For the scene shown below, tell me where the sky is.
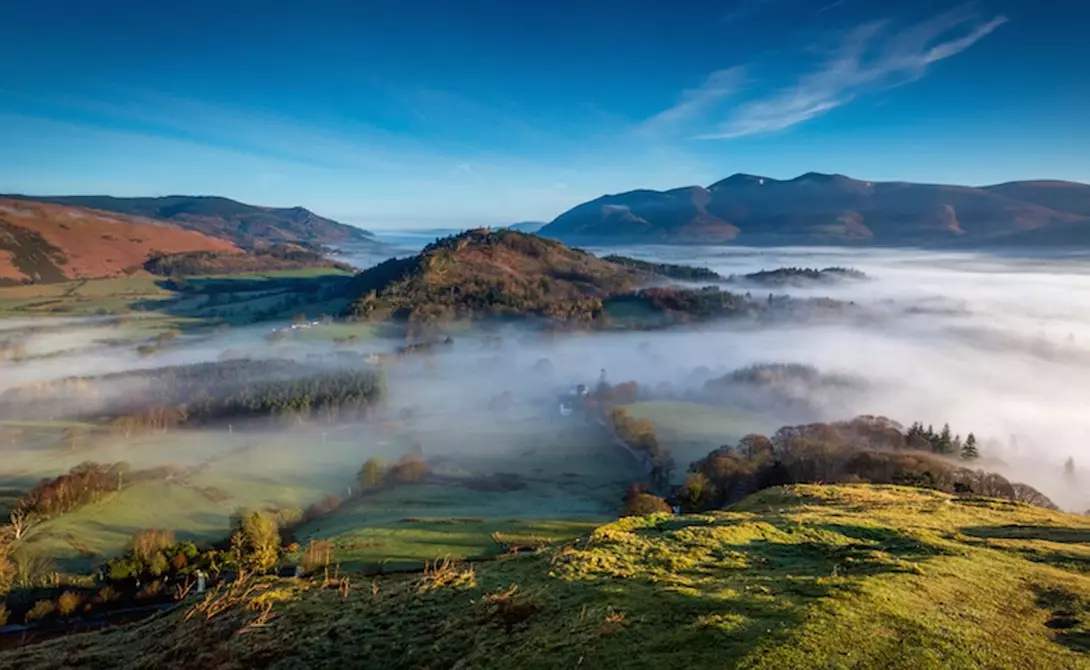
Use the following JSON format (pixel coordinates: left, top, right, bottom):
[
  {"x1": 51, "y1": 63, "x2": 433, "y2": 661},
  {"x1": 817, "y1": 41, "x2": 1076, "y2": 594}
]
[{"x1": 2, "y1": 0, "x2": 1088, "y2": 229}]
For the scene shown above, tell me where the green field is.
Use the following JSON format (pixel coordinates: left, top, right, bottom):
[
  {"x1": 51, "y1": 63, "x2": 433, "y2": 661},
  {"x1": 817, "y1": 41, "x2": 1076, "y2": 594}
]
[
  {"x1": 3, "y1": 414, "x2": 641, "y2": 573},
  {"x1": 623, "y1": 400, "x2": 776, "y2": 478},
  {"x1": 6, "y1": 484, "x2": 1089, "y2": 669}
]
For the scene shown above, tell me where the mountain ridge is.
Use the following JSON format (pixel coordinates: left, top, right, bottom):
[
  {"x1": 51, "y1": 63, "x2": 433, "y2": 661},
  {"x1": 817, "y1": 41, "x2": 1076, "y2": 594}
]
[
  {"x1": 1, "y1": 194, "x2": 376, "y2": 250},
  {"x1": 0, "y1": 198, "x2": 241, "y2": 284},
  {"x1": 541, "y1": 173, "x2": 1090, "y2": 246}
]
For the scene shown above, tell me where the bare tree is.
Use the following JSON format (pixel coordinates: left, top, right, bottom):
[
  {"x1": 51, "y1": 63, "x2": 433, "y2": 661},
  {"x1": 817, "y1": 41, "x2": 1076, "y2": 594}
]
[{"x1": 9, "y1": 505, "x2": 37, "y2": 540}]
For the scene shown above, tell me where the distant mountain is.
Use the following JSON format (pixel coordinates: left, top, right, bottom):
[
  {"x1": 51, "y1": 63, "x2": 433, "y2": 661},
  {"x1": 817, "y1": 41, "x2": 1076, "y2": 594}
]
[
  {"x1": 2, "y1": 195, "x2": 376, "y2": 250},
  {"x1": 503, "y1": 221, "x2": 548, "y2": 233},
  {"x1": 540, "y1": 173, "x2": 1090, "y2": 247},
  {"x1": 0, "y1": 198, "x2": 239, "y2": 284}
]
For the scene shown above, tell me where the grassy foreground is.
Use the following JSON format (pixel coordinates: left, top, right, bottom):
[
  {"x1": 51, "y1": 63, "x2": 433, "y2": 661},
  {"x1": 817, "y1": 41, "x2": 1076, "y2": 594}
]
[{"x1": 4, "y1": 484, "x2": 1090, "y2": 669}]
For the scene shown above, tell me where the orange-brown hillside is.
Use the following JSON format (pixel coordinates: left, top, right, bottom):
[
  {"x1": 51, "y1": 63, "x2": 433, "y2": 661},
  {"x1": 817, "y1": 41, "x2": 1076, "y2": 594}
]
[{"x1": 0, "y1": 198, "x2": 240, "y2": 283}]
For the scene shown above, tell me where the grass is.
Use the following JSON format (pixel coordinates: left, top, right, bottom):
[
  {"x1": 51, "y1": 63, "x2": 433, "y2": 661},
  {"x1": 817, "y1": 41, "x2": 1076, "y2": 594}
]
[
  {"x1": 4, "y1": 484, "x2": 1089, "y2": 669},
  {"x1": 17, "y1": 482, "x2": 232, "y2": 572},
  {"x1": 293, "y1": 483, "x2": 609, "y2": 569},
  {"x1": 3, "y1": 418, "x2": 638, "y2": 574},
  {"x1": 623, "y1": 400, "x2": 775, "y2": 477}
]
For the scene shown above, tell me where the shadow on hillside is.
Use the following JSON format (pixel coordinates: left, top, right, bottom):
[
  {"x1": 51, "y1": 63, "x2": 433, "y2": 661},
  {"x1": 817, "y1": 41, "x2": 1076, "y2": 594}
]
[
  {"x1": 1034, "y1": 585, "x2": 1090, "y2": 653},
  {"x1": 532, "y1": 519, "x2": 952, "y2": 665},
  {"x1": 131, "y1": 274, "x2": 354, "y2": 326},
  {"x1": 962, "y1": 524, "x2": 1090, "y2": 544}
]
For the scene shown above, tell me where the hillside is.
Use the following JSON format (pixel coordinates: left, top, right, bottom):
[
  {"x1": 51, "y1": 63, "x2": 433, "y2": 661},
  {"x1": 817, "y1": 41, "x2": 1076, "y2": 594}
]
[
  {"x1": 343, "y1": 228, "x2": 643, "y2": 324},
  {"x1": 2, "y1": 195, "x2": 376, "y2": 250},
  {"x1": 541, "y1": 173, "x2": 1090, "y2": 246},
  {"x1": 0, "y1": 198, "x2": 240, "y2": 284},
  {"x1": 4, "y1": 484, "x2": 1088, "y2": 669},
  {"x1": 986, "y1": 181, "x2": 1090, "y2": 218}
]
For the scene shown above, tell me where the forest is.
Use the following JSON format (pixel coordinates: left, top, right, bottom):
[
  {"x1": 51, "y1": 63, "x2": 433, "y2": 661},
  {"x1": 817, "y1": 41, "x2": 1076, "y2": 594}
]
[{"x1": 0, "y1": 357, "x2": 387, "y2": 427}]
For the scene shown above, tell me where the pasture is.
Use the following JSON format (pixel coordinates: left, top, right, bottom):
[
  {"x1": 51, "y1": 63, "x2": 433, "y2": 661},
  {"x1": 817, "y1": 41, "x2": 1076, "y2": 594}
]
[{"x1": 623, "y1": 400, "x2": 777, "y2": 476}]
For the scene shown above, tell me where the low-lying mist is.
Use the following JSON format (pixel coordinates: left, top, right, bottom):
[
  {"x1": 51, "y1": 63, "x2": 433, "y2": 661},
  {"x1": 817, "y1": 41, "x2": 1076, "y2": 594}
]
[{"x1": 2, "y1": 245, "x2": 1089, "y2": 512}]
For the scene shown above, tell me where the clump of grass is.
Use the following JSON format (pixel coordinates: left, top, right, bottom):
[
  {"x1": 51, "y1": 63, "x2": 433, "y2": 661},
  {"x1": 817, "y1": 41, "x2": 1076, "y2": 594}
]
[
  {"x1": 416, "y1": 557, "x2": 476, "y2": 592},
  {"x1": 476, "y1": 585, "x2": 539, "y2": 632}
]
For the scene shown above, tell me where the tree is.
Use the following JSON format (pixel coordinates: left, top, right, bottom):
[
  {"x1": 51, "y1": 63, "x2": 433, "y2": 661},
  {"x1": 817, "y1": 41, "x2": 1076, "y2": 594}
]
[
  {"x1": 389, "y1": 454, "x2": 428, "y2": 485},
  {"x1": 678, "y1": 472, "x2": 714, "y2": 512},
  {"x1": 9, "y1": 505, "x2": 37, "y2": 540},
  {"x1": 933, "y1": 423, "x2": 954, "y2": 455},
  {"x1": 235, "y1": 511, "x2": 281, "y2": 572},
  {"x1": 621, "y1": 492, "x2": 672, "y2": 517},
  {"x1": 1065, "y1": 457, "x2": 1077, "y2": 480},
  {"x1": 961, "y1": 433, "x2": 979, "y2": 461},
  {"x1": 357, "y1": 458, "x2": 385, "y2": 490}
]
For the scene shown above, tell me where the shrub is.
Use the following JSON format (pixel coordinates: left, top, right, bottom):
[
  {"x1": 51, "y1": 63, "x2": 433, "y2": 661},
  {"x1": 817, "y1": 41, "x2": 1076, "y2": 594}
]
[
  {"x1": 0, "y1": 604, "x2": 8, "y2": 626},
  {"x1": 56, "y1": 591, "x2": 82, "y2": 617},
  {"x1": 25, "y1": 600, "x2": 55, "y2": 622}
]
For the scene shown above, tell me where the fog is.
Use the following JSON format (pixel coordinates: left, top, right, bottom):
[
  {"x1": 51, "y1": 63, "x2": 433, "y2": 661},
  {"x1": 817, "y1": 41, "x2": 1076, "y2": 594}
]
[{"x1": 2, "y1": 245, "x2": 1090, "y2": 512}]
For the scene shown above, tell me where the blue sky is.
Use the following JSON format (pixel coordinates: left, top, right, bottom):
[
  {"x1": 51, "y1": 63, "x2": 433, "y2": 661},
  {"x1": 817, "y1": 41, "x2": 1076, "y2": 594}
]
[{"x1": 2, "y1": 0, "x2": 1087, "y2": 228}]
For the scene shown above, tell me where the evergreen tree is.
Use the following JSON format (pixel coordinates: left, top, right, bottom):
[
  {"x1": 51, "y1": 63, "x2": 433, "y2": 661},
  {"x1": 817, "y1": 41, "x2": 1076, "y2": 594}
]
[
  {"x1": 934, "y1": 423, "x2": 955, "y2": 455},
  {"x1": 1065, "y1": 456, "x2": 1077, "y2": 479},
  {"x1": 961, "y1": 433, "x2": 979, "y2": 461}
]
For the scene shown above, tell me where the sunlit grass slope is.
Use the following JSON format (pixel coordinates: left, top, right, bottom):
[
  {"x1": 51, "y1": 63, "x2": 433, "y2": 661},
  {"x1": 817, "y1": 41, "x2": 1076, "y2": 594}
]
[{"x1": 5, "y1": 484, "x2": 1089, "y2": 669}]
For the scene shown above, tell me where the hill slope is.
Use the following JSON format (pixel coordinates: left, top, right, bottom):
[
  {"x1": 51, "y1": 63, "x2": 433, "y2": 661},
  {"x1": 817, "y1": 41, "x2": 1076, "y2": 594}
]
[
  {"x1": 2, "y1": 195, "x2": 375, "y2": 250},
  {"x1": 542, "y1": 173, "x2": 1090, "y2": 246},
  {"x1": 0, "y1": 198, "x2": 240, "y2": 283},
  {"x1": 5, "y1": 485, "x2": 1088, "y2": 669}
]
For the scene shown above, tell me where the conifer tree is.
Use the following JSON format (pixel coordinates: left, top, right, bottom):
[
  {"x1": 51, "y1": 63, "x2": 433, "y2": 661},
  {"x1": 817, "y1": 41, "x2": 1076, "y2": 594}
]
[{"x1": 961, "y1": 433, "x2": 979, "y2": 461}]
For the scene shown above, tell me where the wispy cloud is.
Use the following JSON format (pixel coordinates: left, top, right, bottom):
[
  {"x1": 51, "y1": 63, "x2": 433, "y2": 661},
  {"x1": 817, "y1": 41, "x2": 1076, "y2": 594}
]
[
  {"x1": 639, "y1": 67, "x2": 745, "y2": 136},
  {"x1": 721, "y1": 0, "x2": 772, "y2": 25},
  {"x1": 689, "y1": 7, "x2": 1007, "y2": 139}
]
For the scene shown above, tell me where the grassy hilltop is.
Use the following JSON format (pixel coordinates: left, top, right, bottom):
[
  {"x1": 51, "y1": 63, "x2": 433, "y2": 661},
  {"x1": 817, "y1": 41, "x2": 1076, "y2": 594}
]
[{"x1": 5, "y1": 484, "x2": 1088, "y2": 670}]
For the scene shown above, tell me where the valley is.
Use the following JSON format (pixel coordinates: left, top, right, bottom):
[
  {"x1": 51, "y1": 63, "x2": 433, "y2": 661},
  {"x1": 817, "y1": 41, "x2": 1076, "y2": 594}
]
[{"x1": 0, "y1": 229, "x2": 1086, "y2": 667}]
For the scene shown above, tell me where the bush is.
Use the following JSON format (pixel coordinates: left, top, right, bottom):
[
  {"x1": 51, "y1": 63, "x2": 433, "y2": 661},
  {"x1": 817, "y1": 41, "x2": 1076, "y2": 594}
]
[
  {"x1": 56, "y1": 591, "x2": 83, "y2": 617},
  {"x1": 0, "y1": 604, "x2": 8, "y2": 627},
  {"x1": 25, "y1": 600, "x2": 55, "y2": 622}
]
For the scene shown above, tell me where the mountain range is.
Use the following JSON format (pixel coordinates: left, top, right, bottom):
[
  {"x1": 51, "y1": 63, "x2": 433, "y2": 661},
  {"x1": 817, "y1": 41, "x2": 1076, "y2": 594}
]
[{"x1": 539, "y1": 174, "x2": 1090, "y2": 246}]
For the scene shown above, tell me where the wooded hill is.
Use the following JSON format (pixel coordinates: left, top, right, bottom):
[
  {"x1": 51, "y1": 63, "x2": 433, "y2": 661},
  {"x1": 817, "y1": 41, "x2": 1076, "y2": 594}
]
[{"x1": 340, "y1": 229, "x2": 854, "y2": 331}]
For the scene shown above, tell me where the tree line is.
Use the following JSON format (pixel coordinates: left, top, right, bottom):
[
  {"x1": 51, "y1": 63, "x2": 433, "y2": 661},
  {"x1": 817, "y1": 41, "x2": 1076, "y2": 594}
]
[
  {"x1": 673, "y1": 415, "x2": 1056, "y2": 513},
  {"x1": 0, "y1": 357, "x2": 387, "y2": 428}
]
